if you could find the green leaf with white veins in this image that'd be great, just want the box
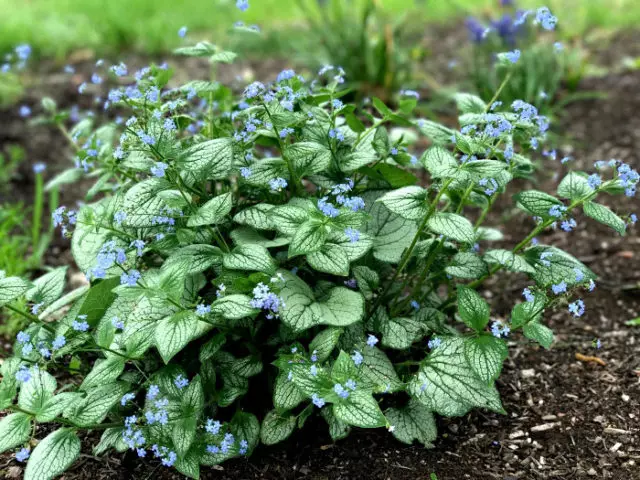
[557,172,593,200]
[18,368,57,413]
[445,252,488,279]
[514,190,563,218]
[524,246,595,287]
[457,286,490,331]
[0,413,31,454]
[270,205,309,236]
[453,93,487,114]
[427,213,475,244]
[80,356,125,391]
[233,204,275,230]
[288,221,328,257]
[307,243,350,276]
[24,428,80,480]
[583,201,626,235]
[333,390,387,428]
[187,192,233,226]
[179,138,233,179]
[484,249,535,274]
[321,408,351,440]
[287,141,332,176]
[155,311,211,363]
[464,335,508,383]
[164,244,223,274]
[0,276,32,307]
[66,383,128,427]
[122,178,171,227]
[408,337,504,416]
[380,316,425,349]
[273,374,306,410]
[360,347,403,393]
[223,244,276,274]
[362,191,417,263]
[211,294,257,320]
[309,327,343,362]
[523,321,554,349]
[260,410,297,445]
[36,393,82,423]
[420,146,459,179]
[378,186,428,221]
[385,399,437,447]
[26,267,67,306]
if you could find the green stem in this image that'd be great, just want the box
[485,71,513,113]
[5,305,55,333]
[32,171,44,249]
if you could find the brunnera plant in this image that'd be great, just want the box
[0,11,638,480]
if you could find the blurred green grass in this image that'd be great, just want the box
[1,0,638,58]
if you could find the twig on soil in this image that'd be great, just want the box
[575,353,607,366]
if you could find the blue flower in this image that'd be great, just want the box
[587,279,596,292]
[120,270,141,287]
[52,335,66,349]
[17,331,30,344]
[344,227,360,243]
[279,127,295,139]
[318,197,340,217]
[334,383,350,399]
[328,128,344,142]
[163,118,176,132]
[15,44,32,61]
[72,316,90,332]
[548,205,566,218]
[147,385,160,399]
[540,251,552,266]
[428,337,442,348]
[351,350,363,366]
[310,365,318,376]
[551,281,567,295]
[121,392,135,406]
[332,99,343,109]
[150,162,168,178]
[587,174,602,190]
[522,288,535,302]
[269,177,288,192]
[15,365,32,383]
[400,89,420,99]
[19,105,31,117]
[15,447,30,462]
[503,49,521,64]
[345,379,357,390]
[114,211,127,226]
[366,334,379,347]
[196,304,211,317]
[276,69,295,82]
[111,63,127,76]
[178,26,188,38]
[174,374,189,389]
[560,218,577,232]
[91,73,102,85]
[239,440,249,455]
[240,167,252,179]
[205,418,222,434]
[574,268,585,283]
[312,393,326,408]
[535,6,557,30]
[490,322,510,338]
[568,299,585,317]
[554,42,563,52]
[410,300,420,310]
[130,239,146,257]
[236,0,249,11]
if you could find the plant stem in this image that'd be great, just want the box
[5,304,55,333]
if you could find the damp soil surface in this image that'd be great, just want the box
[1,31,640,480]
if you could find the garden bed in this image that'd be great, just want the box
[1,32,639,480]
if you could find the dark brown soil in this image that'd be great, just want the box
[1,30,640,480]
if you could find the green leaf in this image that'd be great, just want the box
[484,249,535,274]
[164,244,223,274]
[309,327,343,363]
[211,294,257,320]
[36,393,82,423]
[156,311,210,363]
[417,120,455,145]
[408,338,504,416]
[457,286,490,331]
[307,243,350,276]
[476,227,504,242]
[372,97,394,118]
[174,40,217,56]
[66,383,128,427]
[420,146,459,179]
[80,356,125,391]
[362,191,417,263]
[273,374,306,410]
[187,193,233,227]
[199,333,226,362]
[0,276,33,307]
[510,294,546,329]
[77,276,120,328]
[287,142,332,176]
[26,267,67,306]
[464,336,508,383]
[173,376,204,457]
[380,316,425,349]
[360,347,403,393]
[18,369,57,413]
[331,351,359,384]
[462,160,507,178]
[45,168,83,191]
[333,390,386,428]
[321,408,350,440]
[24,428,80,480]
[260,410,296,445]
[233,204,275,230]
[179,138,233,179]
[352,266,379,300]
[445,252,488,279]
[0,413,31,454]
[122,178,171,227]
[270,205,309,236]
[514,190,563,218]
[288,221,328,256]
[524,246,596,287]
[378,186,428,221]
[557,172,593,200]
[363,163,419,188]
[223,244,276,274]
[427,213,475,244]
[453,93,487,114]
[523,322,554,348]
[210,50,237,64]
[385,399,437,447]
[175,448,202,479]
[230,411,260,454]
[583,201,626,235]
